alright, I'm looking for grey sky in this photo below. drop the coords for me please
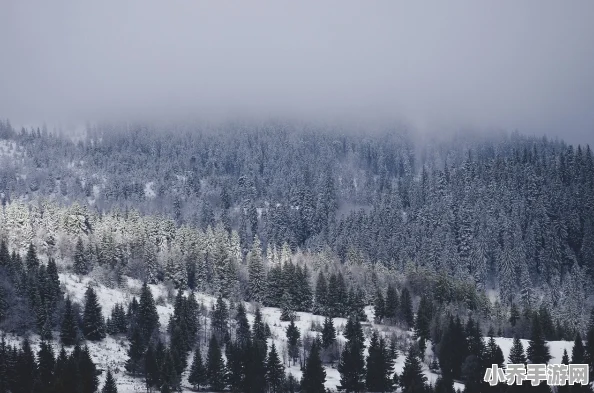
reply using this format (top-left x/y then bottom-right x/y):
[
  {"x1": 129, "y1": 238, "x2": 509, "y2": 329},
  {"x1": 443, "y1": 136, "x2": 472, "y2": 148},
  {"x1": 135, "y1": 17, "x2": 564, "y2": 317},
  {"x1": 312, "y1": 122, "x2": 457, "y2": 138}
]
[{"x1": 1, "y1": 1, "x2": 593, "y2": 146}]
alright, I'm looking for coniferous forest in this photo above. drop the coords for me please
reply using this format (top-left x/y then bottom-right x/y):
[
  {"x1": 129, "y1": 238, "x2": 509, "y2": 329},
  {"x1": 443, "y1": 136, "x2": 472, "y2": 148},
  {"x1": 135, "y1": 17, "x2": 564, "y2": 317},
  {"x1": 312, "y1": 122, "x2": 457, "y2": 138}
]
[{"x1": 0, "y1": 119, "x2": 593, "y2": 392}]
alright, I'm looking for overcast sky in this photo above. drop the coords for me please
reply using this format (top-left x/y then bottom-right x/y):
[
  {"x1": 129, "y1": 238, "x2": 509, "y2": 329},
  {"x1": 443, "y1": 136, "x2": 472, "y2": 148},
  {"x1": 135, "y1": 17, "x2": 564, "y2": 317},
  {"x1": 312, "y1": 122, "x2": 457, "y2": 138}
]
[{"x1": 1, "y1": 1, "x2": 593, "y2": 146}]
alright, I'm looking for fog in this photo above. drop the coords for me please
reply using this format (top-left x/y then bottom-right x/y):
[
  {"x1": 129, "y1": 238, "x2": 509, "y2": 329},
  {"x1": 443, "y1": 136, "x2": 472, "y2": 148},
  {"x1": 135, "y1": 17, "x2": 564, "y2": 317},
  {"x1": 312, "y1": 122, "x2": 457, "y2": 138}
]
[{"x1": 1, "y1": 1, "x2": 593, "y2": 146}]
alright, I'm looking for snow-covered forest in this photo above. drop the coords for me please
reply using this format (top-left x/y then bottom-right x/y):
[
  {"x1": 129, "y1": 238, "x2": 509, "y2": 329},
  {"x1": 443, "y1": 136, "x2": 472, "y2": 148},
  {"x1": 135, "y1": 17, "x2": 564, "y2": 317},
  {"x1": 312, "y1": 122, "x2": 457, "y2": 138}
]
[{"x1": 0, "y1": 120, "x2": 593, "y2": 393}]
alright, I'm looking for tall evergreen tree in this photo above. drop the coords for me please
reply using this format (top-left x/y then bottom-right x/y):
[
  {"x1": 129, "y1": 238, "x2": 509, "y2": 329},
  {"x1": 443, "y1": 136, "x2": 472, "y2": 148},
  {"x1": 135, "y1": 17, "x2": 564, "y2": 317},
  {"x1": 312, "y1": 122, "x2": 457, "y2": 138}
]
[
  {"x1": 572, "y1": 333, "x2": 586, "y2": 364},
  {"x1": 400, "y1": 345, "x2": 427, "y2": 393},
  {"x1": 189, "y1": 346, "x2": 206, "y2": 389},
  {"x1": 266, "y1": 343, "x2": 285, "y2": 393},
  {"x1": 61, "y1": 298, "x2": 80, "y2": 346},
  {"x1": 102, "y1": 369, "x2": 118, "y2": 393},
  {"x1": 527, "y1": 314, "x2": 551, "y2": 364},
  {"x1": 286, "y1": 319, "x2": 301, "y2": 366},
  {"x1": 400, "y1": 288, "x2": 414, "y2": 328},
  {"x1": 301, "y1": 341, "x2": 326, "y2": 393},
  {"x1": 74, "y1": 237, "x2": 89, "y2": 275},
  {"x1": 322, "y1": 316, "x2": 336, "y2": 349},
  {"x1": 508, "y1": 336, "x2": 527, "y2": 364},
  {"x1": 82, "y1": 286, "x2": 106, "y2": 340},
  {"x1": 206, "y1": 335, "x2": 226, "y2": 392}
]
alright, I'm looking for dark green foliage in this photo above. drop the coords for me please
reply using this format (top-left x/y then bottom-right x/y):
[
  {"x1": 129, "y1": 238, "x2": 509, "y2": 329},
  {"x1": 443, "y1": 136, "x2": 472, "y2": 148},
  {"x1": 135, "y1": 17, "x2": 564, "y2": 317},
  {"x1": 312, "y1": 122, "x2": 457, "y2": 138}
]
[
  {"x1": 301, "y1": 341, "x2": 326, "y2": 393},
  {"x1": 322, "y1": 316, "x2": 336, "y2": 349},
  {"x1": 400, "y1": 288, "x2": 414, "y2": 328},
  {"x1": 37, "y1": 341, "x2": 55, "y2": 393},
  {"x1": 286, "y1": 319, "x2": 301, "y2": 365},
  {"x1": 82, "y1": 286, "x2": 106, "y2": 341},
  {"x1": 527, "y1": 314, "x2": 551, "y2": 364},
  {"x1": 211, "y1": 295, "x2": 229, "y2": 337},
  {"x1": 189, "y1": 346, "x2": 206, "y2": 389},
  {"x1": 572, "y1": 333, "x2": 586, "y2": 364},
  {"x1": 338, "y1": 317, "x2": 366, "y2": 393},
  {"x1": 366, "y1": 331, "x2": 395, "y2": 393},
  {"x1": 509, "y1": 336, "x2": 527, "y2": 364},
  {"x1": 61, "y1": 298, "x2": 80, "y2": 346},
  {"x1": 137, "y1": 282, "x2": 160, "y2": 343},
  {"x1": 266, "y1": 343, "x2": 285, "y2": 393},
  {"x1": 384, "y1": 285, "x2": 399, "y2": 320},
  {"x1": 235, "y1": 302, "x2": 251, "y2": 345},
  {"x1": 102, "y1": 369, "x2": 118, "y2": 393},
  {"x1": 400, "y1": 345, "x2": 427, "y2": 393},
  {"x1": 206, "y1": 335, "x2": 226, "y2": 391},
  {"x1": 74, "y1": 237, "x2": 89, "y2": 275},
  {"x1": 374, "y1": 289, "x2": 385, "y2": 322}
]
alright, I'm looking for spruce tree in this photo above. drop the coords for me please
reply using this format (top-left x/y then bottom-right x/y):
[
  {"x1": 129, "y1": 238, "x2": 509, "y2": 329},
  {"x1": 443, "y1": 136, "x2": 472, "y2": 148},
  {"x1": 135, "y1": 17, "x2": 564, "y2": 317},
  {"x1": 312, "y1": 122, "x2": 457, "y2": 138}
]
[
  {"x1": 400, "y1": 345, "x2": 427, "y2": 393},
  {"x1": 374, "y1": 289, "x2": 385, "y2": 322},
  {"x1": 322, "y1": 316, "x2": 336, "y2": 349},
  {"x1": 211, "y1": 295, "x2": 229, "y2": 337},
  {"x1": 366, "y1": 331, "x2": 384, "y2": 392},
  {"x1": 137, "y1": 282, "x2": 160, "y2": 344},
  {"x1": 527, "y1": 314, "x2": 551, "y2": 364},
  {"x1": 126, "y1": 323, "x2": 146, "y2": 375},
  {"x1": 189, "y1": 346, "x2": 206, "y2": 389},
  {"x1": 37, "y1": 340, "x2": 55, "y2": 393},
  {"x1": 235, "y1": 303, "x2": 251, "y2": 345},
  {"x1": 384, "y1": 285, "x2": 399, "y2": 320},
  {"x1": 16, "y1": 338, "x2": 38, "y2": 393},
  {"x1": 509, "y1": 336, "x2": 527, "y2": 364},
  {"x1": 509, "y1": 303, "x2": 520, "y2": 327},
  {"x1": 266, "y1": 343, "x2": 285, "y2": 393},
  {"x1": 286, "y1": 319, "x2": 301, "y2": 366},
  {"x1": 301, "y1": 341, "x2": 326, "y2": 393},
  {"x1": 572, "y1": 333, "x2": 586, "y2": 364},
  {"x1": 338, "y1": 317, "x2": 365, "y2": 393},
  {"x1": 82, "y1": 286, "x2": 106, "y2": 341},
  {"x1": 314, "y1": 272, "x2": 328, "y2": 315},
  {"x1": 206, "y1": 335, "x2": 226, "y2": 392},
  {"x1": 400, "y1": 288, "x2": 414, "y2": 328},
  {"x1": 74, "y1": 237, "x2": 89, "y2": 275},
  {"x1": 61, "y1": 298, "x2": 79, "y2": 346},
  {"x1": 102, "y1": 369, "x2": 118, "y2": 393}
]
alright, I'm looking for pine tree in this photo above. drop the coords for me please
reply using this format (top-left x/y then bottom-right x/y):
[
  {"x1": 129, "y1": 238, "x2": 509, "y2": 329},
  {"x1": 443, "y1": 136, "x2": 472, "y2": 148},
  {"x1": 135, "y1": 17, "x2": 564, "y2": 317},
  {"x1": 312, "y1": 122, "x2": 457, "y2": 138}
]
[
  {"x1": 400, "y1": 288, "x2": 414, "y2": 328},
  {"x1": 366, "y1": 331, "x2": 385, "y2": 392},
  {"x1": 188, "y1": 346, "x2": 206, "y2": 389},
  {"x1": 211, "y1": 295, "x2": 229, "y2": 337},
  {"x1": 572, "y1": 333, "x2": 586, "y2": 364},
  {"x1": 400, "y1": 345, "x2": 427, "y2": 393},
  {"x1": 338, "y1": 317, "x2": 365, "y2": 393},
  {"x1": 374, "y1": 289, "x2": 385, "y2": 322},
  {"x1": 252, "y1": 306, "x2": 268, "y2": 346},
  {"x1": 301, "y1": 341, "x2": 326, "y2": 393},
  {"x1": 527, "y1": 314, "x2": 551, "y2": 364},
  {"x1": 509, "y1": 302, "x2": 520, "y2": 327},
  {"x1": 322, "y1": 317, "x2": 336, "y2": 349},
  {"x1": 82, "y1": 286, "x2": 106, "y2": 341},
  {"x1": 234, "y1": 302, "x2": 251, "y2": 345},
  {"x1": 314, "y1": 272, "x2": 328, "y2": 315},
  {"x1": 73, "y1": 237, "x2": 89, "y2": 275},
  {"x1": 206, "y1": 335, "x2": 226, "y2": 391},
  {"x1": 248, "y1": 236, "x2": 266, "y2": 303},
  {"x1": 509, "y1": 336, "x2": 527, "y2": 364},
  {"x1": 102, "y1": 369, "x2": 118, "y2": 393},
  {"x1": 16, "y1": 338, "x2": 38, "y2": 393},
  {"x1": 286, "y1": 319, "x2": 301, "y2": 366},
  {"x1": 266, "y1": 343, "x2": 285, "y2": 393},
  {"x1": 137, "y1": 282, "x2": 160, "y2": 344},
  {"x1": 126, "y1": 323, "x2": 146, "y2": 375},
  {"x1": 37, "y1": 340, "x2": 55, "y2": 393},
  {"x1": 61, "y1": 298, "x2": 80, "y2": 346},
  {"x1": 414, "y1": 294, "x2": 432, "y2": 352},
  {"x1": 25, "y1": 243, "x2": 39, "y2": 272},
  {"x1": 384, "y1": 285, "x2": 399, "y2": 320}
]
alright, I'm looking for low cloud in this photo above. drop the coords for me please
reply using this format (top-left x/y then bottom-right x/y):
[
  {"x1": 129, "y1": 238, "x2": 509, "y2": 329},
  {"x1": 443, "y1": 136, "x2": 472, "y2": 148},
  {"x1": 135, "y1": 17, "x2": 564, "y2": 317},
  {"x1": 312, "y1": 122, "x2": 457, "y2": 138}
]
[{"x1": 1, "y1": 1, "x2": 593, "y2": 146}]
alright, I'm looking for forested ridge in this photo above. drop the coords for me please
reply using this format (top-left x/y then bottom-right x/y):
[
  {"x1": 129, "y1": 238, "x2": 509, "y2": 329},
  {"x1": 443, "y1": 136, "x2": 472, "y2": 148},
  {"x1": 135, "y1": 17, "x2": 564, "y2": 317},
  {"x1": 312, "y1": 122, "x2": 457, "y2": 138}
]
[{"x1": 0, "y1": 119, "x2": 593, "y2": 392}]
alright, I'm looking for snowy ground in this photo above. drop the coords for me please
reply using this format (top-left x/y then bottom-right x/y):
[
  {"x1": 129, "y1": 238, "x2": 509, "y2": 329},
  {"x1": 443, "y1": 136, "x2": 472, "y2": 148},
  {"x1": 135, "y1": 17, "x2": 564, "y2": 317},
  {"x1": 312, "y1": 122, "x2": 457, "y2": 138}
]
[{"x1": 1, "y1": 274, "x2": 577, "y2": 392}]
